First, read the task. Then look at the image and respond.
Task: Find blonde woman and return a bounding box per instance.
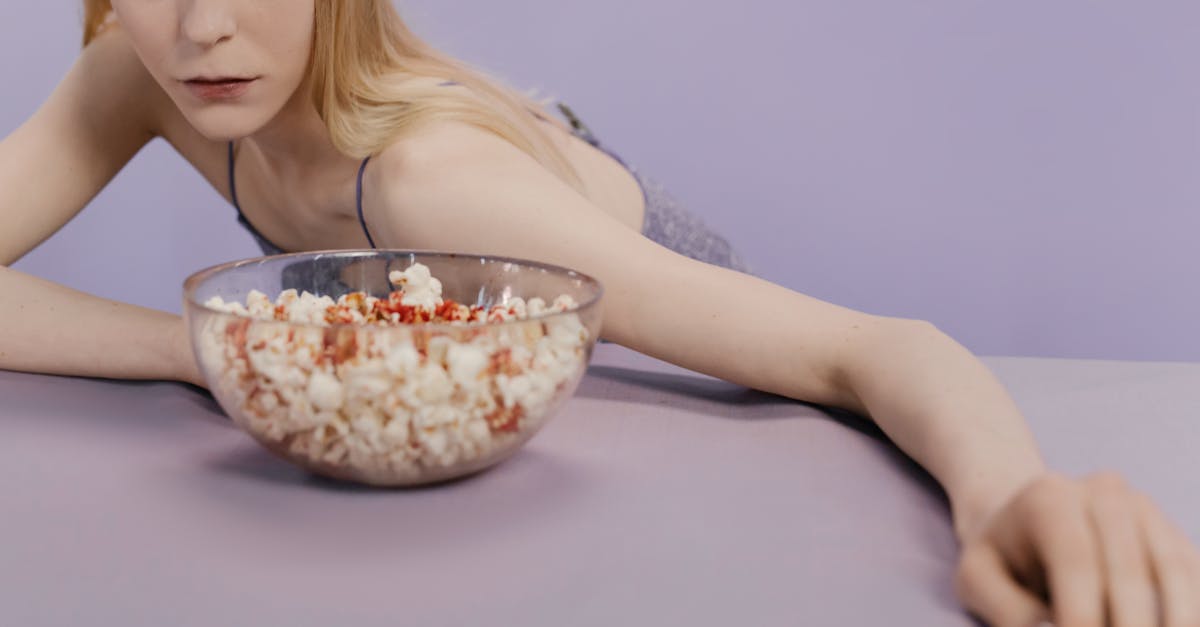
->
[0,2,1196,625]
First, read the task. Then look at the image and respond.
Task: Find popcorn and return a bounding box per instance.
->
[306,370,345,412]
[389,264,443,309]
[196,263,590,486]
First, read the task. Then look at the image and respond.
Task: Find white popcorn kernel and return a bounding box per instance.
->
[526,297,547,316]
[205,295,249,316]
[551,294,578,312]
[348,411,388,454]
[423,429,449,460]
[288,432,313,458]
[322,440,349,465]
[245,325,298,384]
[413,404,461,431]
[288,327,326,365]
[341,360,392,402]
[405,364,453,405]
[277,289,299,308]
[546,314,588,346]
[522,371,560,415]
[497,371,556,414]
[291,292,335,325]
[390,263,444,309]
[311,417,348,444]
[262,391,281,411]
[307,370,345,412]
[384,343,421,376]
[382,415,411,445]
[286,397,326,431]
[506,297,527,319]
[495,374,529,409]
[509,344,534,367]
[446,343,488,390]
[246,290,274,319]
[465,418,490,445]
[260,417,287,442]
[304,434,335,461]
[388,449,417,471]
[425,335,453,365]
[466,390,499,422]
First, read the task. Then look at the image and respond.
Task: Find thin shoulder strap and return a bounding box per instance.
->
[355,156,377,248]
[555,102,597,144]
[231,141,374,249]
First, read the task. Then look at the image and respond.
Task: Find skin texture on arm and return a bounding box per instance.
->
[0,28,201,386]
[0,28,159,265]
[364,120,1200,627]
[364,121,879,411]
[0,268,200,385]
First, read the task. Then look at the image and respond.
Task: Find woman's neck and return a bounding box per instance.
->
[242,83,357,183]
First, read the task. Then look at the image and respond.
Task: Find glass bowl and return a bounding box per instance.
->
[183,250,604,486]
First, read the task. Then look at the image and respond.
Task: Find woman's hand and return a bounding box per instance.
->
[955,472,1200,627]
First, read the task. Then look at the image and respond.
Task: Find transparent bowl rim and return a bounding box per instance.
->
[182,249,605,332]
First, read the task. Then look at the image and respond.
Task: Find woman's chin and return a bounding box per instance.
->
[180,107,271,143]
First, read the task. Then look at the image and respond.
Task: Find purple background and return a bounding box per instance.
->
[4,1,1199,361]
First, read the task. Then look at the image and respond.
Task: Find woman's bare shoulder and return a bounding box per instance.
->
[374,119,500,176]
[367,119,558,221]
[363,118,629,256]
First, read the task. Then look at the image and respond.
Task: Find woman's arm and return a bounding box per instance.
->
[839,320,1046,538]
[0,28,201,386]
[0,266,200,385]
[365,120,1199,626]
[365,121,1039,514]
[0,28,160,265]
[364,121,1041,499]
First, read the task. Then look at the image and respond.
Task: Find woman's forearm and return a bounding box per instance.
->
[608,263,1043,537]
[837,319,1047,541]
[0,264,202,386]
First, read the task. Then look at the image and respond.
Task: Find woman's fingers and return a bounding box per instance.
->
[1086,473,1159,627]
[960,472,1200,627]
[1137,493,1200,627]
[956,543,1051,627]
[1026,476,1106,627]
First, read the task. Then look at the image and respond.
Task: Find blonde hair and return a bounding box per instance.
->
[82,0,583,190]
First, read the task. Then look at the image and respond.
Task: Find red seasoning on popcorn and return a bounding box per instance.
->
[197,263,588,485]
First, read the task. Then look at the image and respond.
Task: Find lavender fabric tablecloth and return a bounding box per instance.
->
[1,344,1197,626]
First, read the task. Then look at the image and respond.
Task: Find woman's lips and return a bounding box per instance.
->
[183,78,257,101]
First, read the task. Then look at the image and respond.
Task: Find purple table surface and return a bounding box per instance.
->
[1,344,1197,626]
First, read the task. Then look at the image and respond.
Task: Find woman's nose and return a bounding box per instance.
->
[180,0,237,48]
